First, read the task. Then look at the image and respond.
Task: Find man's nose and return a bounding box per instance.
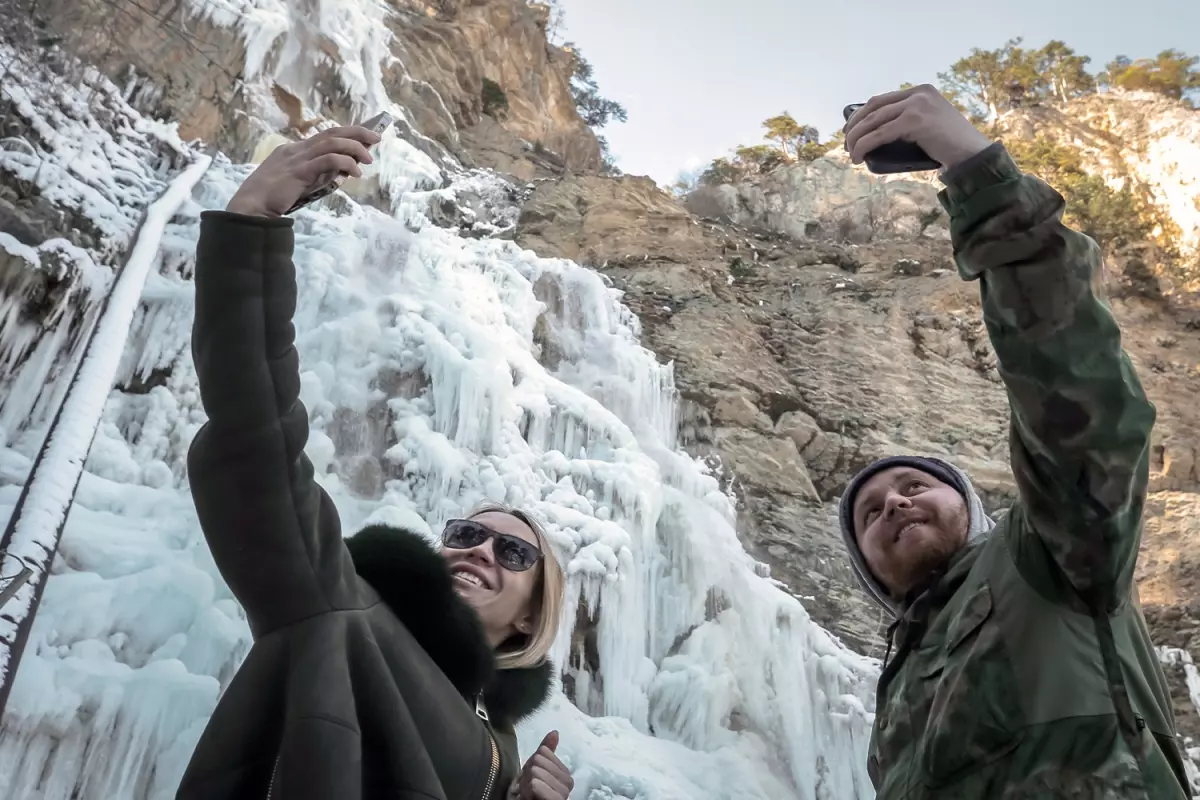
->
[883,492,912,517]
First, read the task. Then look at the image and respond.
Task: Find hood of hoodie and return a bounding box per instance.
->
[837,455,996,618]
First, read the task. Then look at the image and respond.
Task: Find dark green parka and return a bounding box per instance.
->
[856,144,1192,799]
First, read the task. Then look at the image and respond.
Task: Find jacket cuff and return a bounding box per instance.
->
[200,209,295,228]
[937,142,1022,211]
[197,210,294,274]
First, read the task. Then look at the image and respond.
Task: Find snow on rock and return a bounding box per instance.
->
[0,42,189,256]
[183,0,453,170]
[185,0,393,116]
[0,236,110,445]
[0,39,190,444]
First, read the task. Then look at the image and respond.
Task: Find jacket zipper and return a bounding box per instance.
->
[477,695,500,800]
[266,752,280,800]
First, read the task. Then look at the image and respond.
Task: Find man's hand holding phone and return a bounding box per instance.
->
[843,84,992,174]
[225,124,383,218]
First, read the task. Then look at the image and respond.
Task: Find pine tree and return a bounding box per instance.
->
[734,144,785,174]
[1036,40,1094,102]
[559,42,628,171]
[538,0,566,43]
[938,38,1047,119]
[1150,50,1200,101]
[700,157,744,185]
[567,48,628,128]
[938,45,1008,119]
[761,113,819,162]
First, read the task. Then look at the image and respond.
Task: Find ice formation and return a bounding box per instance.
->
[0,156,210,693]
[1160,648,1200,795]
[0,44,189,443]
[0,20,878,800]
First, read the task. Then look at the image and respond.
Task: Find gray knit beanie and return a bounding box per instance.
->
[837,455,996,617]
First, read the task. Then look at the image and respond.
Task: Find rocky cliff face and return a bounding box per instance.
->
[25,0,598,181]
[385,0,601,177]
[688,93,1200,285]
[1001,91,1200,260]
[517,169,1200,745]
[684,151,949,246]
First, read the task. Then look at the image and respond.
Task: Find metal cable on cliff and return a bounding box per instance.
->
[0,154,213,716]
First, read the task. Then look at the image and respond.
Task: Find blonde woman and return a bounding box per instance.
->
[177,125,573,800]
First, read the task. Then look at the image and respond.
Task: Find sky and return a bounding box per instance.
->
[554,0,1199,186]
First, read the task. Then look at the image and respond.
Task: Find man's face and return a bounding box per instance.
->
[852,466,970,597]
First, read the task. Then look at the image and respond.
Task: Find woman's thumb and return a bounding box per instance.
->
[541,730,560,752]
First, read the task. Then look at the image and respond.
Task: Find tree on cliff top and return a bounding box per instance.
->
[762,113,822,162]
[937,38,1095,119]
[529,2,628,172]
[561,44,627,172]
[1100,50,1200,104]
[938,38,1199,115]
[698,113,834,186]
[1037,40,1096,102]
[570,50,628,128]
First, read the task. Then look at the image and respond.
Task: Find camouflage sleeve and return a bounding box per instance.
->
[938,143,1156,609]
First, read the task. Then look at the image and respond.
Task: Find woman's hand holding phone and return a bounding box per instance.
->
[225,125,382,218]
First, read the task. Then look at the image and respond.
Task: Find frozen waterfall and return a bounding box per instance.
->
[0,16,878,800]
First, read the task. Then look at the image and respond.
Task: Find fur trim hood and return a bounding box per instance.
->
[344,524,553,729]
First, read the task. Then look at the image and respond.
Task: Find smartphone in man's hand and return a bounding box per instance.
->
[842,103,941,174]
[284,111,395,215]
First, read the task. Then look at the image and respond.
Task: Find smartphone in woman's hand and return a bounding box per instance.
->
[284,111,395,214]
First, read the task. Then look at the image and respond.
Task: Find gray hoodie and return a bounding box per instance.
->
[837,455,996,618]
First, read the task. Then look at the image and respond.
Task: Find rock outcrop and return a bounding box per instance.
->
[518,173,1200,742]
[688,93,1200,290]
[388,0,601,175]
[683,151,949,244]
[518,175,707,265]
[29,0,598,178]
[1001,91,1200,258]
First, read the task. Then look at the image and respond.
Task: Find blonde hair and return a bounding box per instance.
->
[467,502,565,670]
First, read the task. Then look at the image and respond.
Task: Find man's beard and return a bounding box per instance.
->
[892,508,970,596]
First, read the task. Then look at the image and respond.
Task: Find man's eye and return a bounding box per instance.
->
[907,480,926,492]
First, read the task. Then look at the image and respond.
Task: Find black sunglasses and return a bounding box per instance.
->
[442,519,543,573]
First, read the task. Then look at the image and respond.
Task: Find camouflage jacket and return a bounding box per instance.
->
[867,144,1193,799]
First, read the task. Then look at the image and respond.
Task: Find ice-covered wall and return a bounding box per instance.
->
[0,40,188,446]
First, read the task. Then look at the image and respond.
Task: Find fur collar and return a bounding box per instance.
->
[344,524,553,730]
